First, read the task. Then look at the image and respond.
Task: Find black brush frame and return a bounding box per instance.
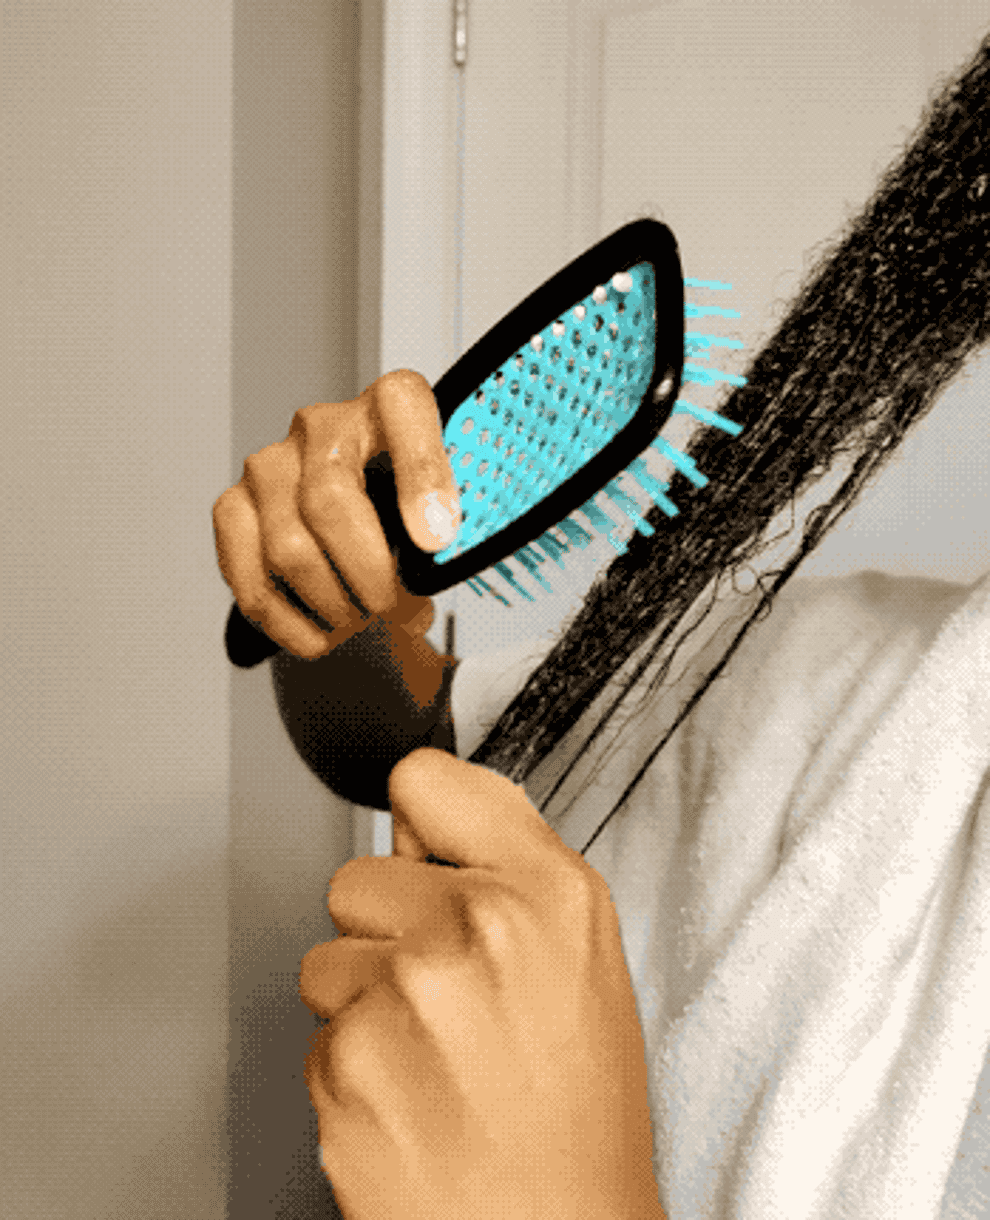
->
[226,219,684,667]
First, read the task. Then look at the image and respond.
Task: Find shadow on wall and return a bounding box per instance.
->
[228,969,344,1220]
[225,845,348,1219]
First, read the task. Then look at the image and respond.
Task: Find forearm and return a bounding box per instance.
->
[270,615,459,810]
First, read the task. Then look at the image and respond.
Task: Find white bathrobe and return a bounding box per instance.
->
[450,569,990,1220]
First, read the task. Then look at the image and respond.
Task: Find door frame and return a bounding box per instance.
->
[357,0,461,396]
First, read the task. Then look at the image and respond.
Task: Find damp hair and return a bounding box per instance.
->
[467,32,990,855]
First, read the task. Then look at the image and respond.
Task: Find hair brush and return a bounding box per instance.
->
[225,218,746,668]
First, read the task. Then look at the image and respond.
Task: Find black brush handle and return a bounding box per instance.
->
[224,455,406,669]
[225,599,281,668]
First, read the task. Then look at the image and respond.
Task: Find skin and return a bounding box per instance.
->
[212,369,664,1219]
[303,747,664,1220]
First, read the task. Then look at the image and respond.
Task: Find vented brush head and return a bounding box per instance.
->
[368,217,746,605]
[225,219,747,666]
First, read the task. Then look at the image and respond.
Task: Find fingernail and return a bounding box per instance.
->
[421,490,461,549]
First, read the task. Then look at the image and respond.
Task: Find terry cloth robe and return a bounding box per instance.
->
[450,569,990,1220]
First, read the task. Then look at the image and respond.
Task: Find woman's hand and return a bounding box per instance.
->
[300,748,665,1220]
[212,369,462,658]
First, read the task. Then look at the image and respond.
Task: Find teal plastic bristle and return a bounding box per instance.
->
[441,272,747,606]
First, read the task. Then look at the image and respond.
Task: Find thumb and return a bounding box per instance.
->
[388,748,566,872]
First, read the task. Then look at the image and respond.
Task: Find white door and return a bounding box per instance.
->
[372,0,988,671]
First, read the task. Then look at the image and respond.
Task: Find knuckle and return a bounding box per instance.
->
[329,985,399,1098]
[326,859,360,924]
[290,403,329,444]
[329,855,361,891]
[299,476,350,526]
[392,951,451,1010]
[329,1008,373,1092]
[553,861,612,928]
[265,530,310,575]
[298,957,323,1011]
[212,486,236,523]
[242,439,291,485]
[379,367,431,396]
[465,877,530,948]
[239,594,272,629]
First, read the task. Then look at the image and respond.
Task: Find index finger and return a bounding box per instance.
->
[363,369,463,554]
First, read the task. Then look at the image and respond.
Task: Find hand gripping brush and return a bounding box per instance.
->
[225,219,747,667]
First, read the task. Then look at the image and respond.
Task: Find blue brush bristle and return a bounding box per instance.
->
[441,271,747,606]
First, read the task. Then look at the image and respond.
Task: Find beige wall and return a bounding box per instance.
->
[2,1,361,1215]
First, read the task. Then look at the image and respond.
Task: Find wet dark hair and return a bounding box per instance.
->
[468,32,990,855]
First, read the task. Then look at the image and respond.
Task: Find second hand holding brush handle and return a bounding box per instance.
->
[212,368,463,739]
